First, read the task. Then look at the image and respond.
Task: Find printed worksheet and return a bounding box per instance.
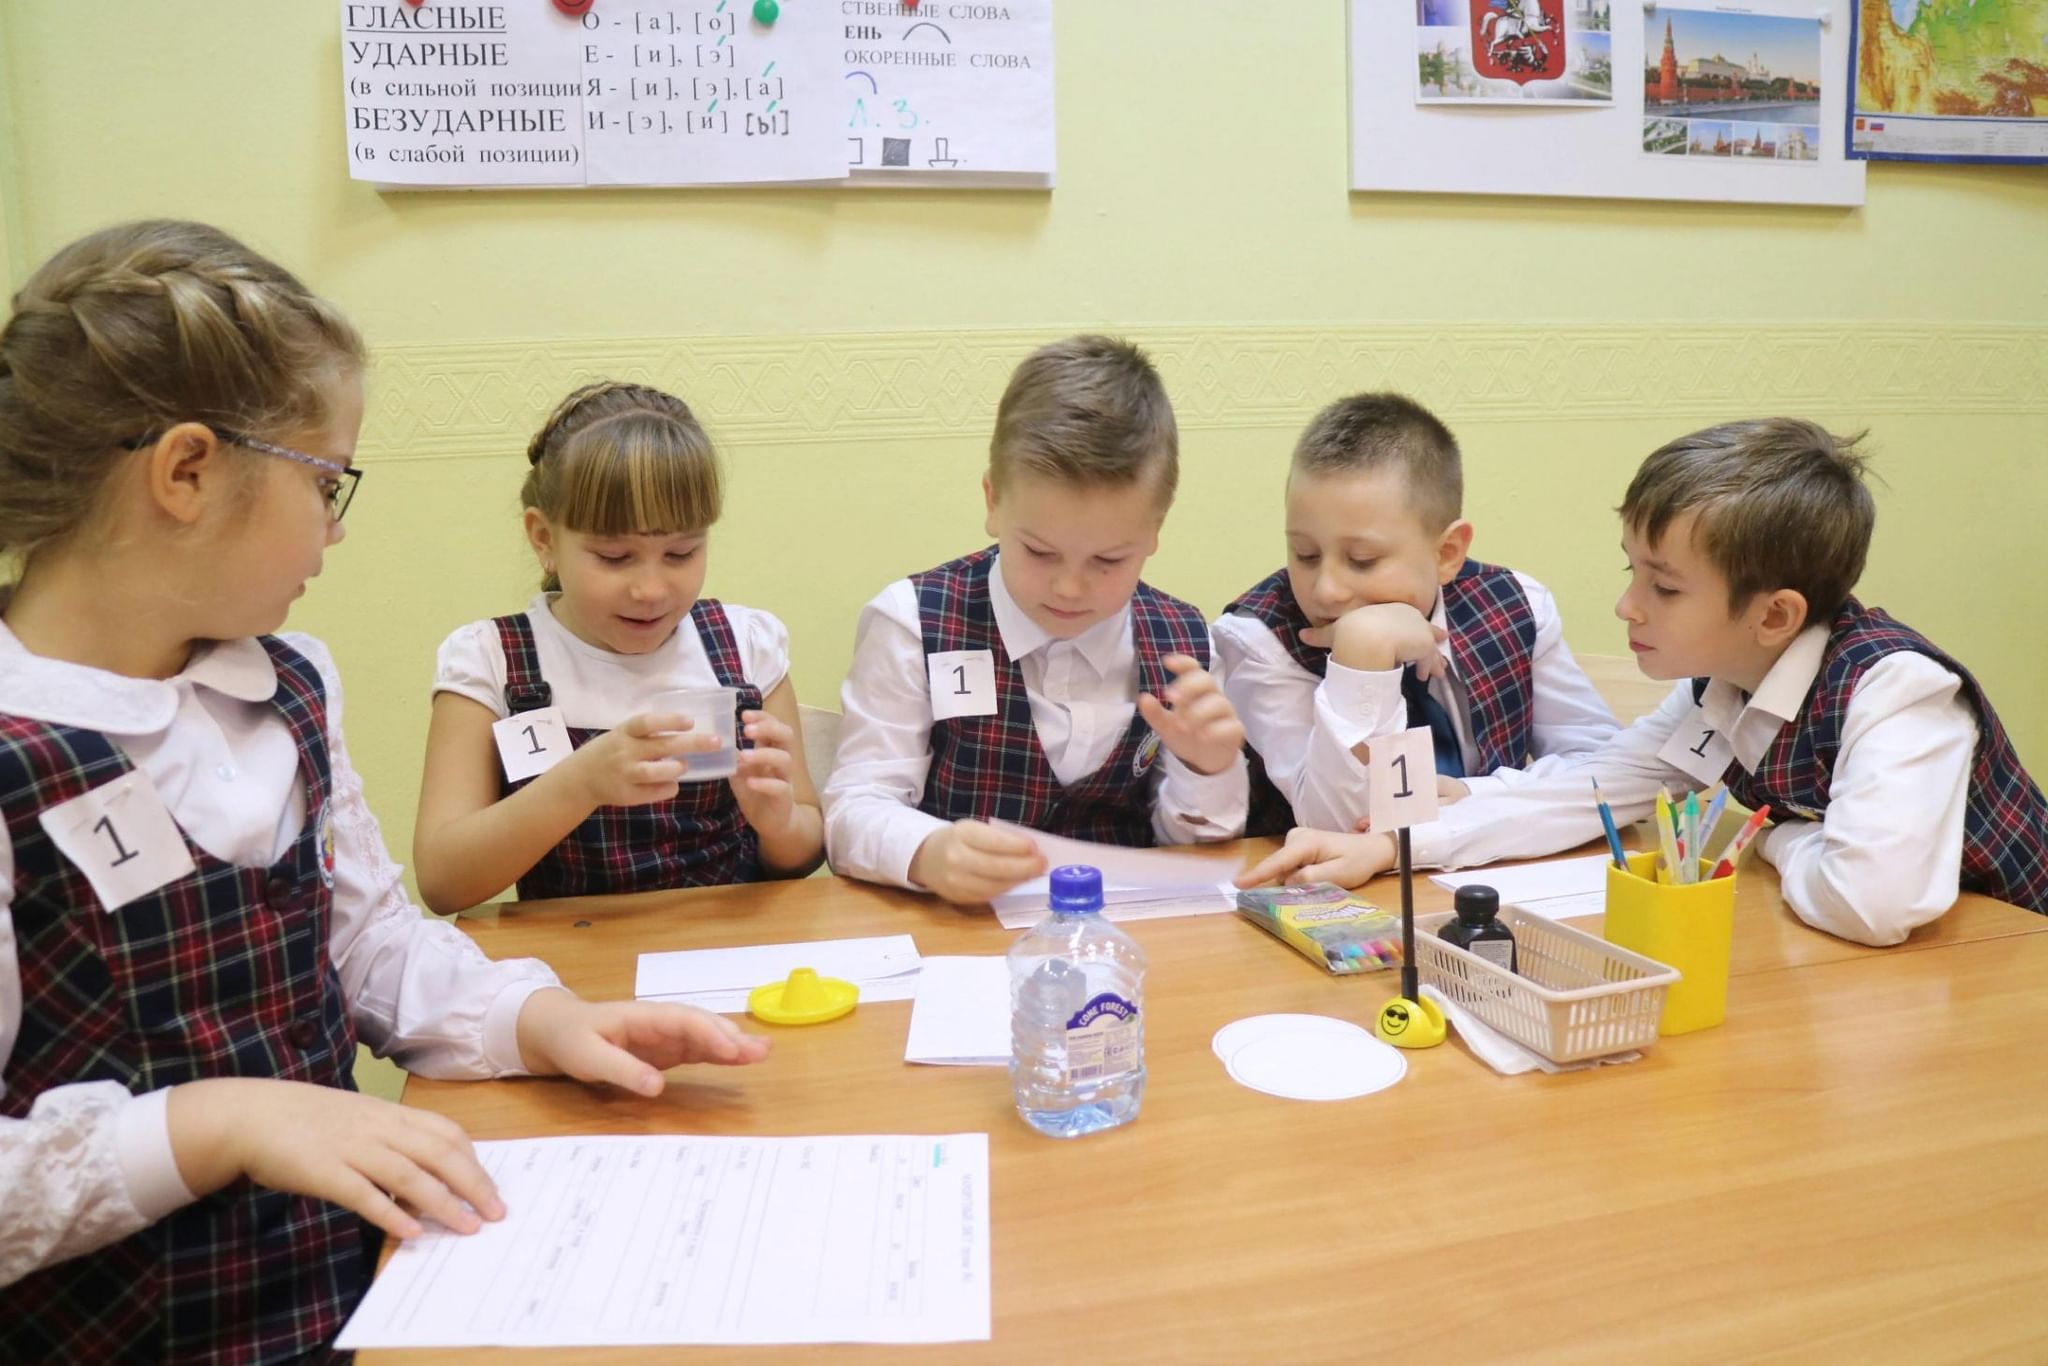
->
[337,1133,991,1348]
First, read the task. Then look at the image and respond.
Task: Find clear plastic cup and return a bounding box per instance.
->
[647,686,739,782]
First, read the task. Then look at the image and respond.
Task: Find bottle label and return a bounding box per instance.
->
[1471,939,1515,972]
[1065,992,1139,1082]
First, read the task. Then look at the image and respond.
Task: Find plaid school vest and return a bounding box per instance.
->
[912,547,1210,847]
[1224,562,1539,835]
[0,637,370,1365]
[497,599,763,898]
[1706,599,2048,915]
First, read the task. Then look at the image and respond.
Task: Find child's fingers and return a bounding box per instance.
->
[633,759,686,785]
[741,712,793,748]
[957,821,1038,857]
[394,1112,504,1221]
[622,712,688,738]
[1235,844,1311,888]
[555,1030,666,1097]
[735,746,790,778]
[358,1147,484,1236]
[1135,692,1179,735]
[329,1166,428,1241]
[1297,625,1333,650]
[961,846,1048,888]
[1171,689,1234,727]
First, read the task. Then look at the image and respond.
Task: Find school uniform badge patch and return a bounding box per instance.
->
[318,800,337,888]
[1472,0,1565,84]
[1132,731,1161,776]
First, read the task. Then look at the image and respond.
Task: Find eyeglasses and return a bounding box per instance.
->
[125,427,362,522]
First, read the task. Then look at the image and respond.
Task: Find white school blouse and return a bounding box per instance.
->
[823,558,1250,890]
[1405,623,1980,947]
[0,623,559,1289]
[432,594,791,727]
[1213,570,1617,830]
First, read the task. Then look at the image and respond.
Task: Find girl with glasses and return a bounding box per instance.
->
[0,221,768,1361]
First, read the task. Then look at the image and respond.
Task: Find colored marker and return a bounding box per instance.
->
[1701,785,1730,851]
[1591,778,1628,870]
[1654,788,1681,882]
[1709,805,1772,880]
[1683,791,1701,883]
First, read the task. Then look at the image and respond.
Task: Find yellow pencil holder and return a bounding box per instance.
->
[1602,852,1735,1035]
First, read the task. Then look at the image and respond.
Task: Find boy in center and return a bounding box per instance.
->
[824,335,1249,905]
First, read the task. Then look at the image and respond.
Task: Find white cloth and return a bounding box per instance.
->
[1214,571,1618,830]
[823,558,1249,889]
[1407,623,1981,947]
[433,594,791,726]
[0,624,560,1288]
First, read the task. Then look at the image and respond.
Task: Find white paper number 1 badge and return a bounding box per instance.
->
[1366,726,1442,835]
[39,771,198,912]
[926,650,998,720]
[1657,703,1734,786]
[493,705,573,783]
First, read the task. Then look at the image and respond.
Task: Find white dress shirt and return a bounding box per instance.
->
[823,557,1249,889]
[0,623,559,1289]
[1214,571,1618,831]
[433,594,791,726]
[1407,622,1981,947]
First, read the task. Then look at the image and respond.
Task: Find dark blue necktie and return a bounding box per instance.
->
[1401,665,1465,779]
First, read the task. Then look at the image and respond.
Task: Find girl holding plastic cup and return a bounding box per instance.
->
[415,382,824,910]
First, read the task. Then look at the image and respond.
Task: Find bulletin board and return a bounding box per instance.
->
[1349,0,1866,207]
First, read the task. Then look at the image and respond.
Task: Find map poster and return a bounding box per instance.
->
[1849,0,2048,163]
[1415,0,1615,105]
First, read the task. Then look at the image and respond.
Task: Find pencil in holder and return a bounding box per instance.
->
[1602,851,1734,1035]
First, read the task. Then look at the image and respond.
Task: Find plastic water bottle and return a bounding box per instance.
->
[1008,865,1146,1138]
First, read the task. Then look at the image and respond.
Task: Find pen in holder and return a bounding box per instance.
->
[1602,851,1735,1035]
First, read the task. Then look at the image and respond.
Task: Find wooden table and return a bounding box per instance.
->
[373,845,2048,1363]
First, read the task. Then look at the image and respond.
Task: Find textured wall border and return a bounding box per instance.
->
[363,322,2048,460]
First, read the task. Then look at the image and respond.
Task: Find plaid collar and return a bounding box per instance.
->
[0,617,277,734]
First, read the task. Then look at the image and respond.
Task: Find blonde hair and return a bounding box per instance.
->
[1292,392,1463,532]
[0,219,364,568]
[521,381,722,591]
[1621,418,1876,616]
[988,335,1178,508]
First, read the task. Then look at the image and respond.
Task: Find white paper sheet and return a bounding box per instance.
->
[636,934,921,1014]
[844,0,1054,181]
[905,957,1011,1066]
[1430,854,1614,921]
[336,1133,991,1348]
[988,823,1242,926]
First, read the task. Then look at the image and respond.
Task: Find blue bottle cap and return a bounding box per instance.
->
[1048,865,1105,913]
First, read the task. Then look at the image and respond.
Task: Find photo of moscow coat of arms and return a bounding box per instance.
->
[1472,0,1565,84]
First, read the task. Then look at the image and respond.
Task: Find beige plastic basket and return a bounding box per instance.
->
[1412,906,1679,1063]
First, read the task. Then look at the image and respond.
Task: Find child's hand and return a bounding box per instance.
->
[729,709,802,838]
[565,713,719,809]
[909,820,1048,905]
[1350,775,1466,830]
[1301,603,1448,678]
[1136,654,1246,777]
[1236,828,1397,890]
[166,1078,504,1242]
[515,989,770,1097]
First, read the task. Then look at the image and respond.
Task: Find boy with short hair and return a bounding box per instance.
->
[1216,392,1617,835]
[824,335,1249,905]
[1241,418,2048,944]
